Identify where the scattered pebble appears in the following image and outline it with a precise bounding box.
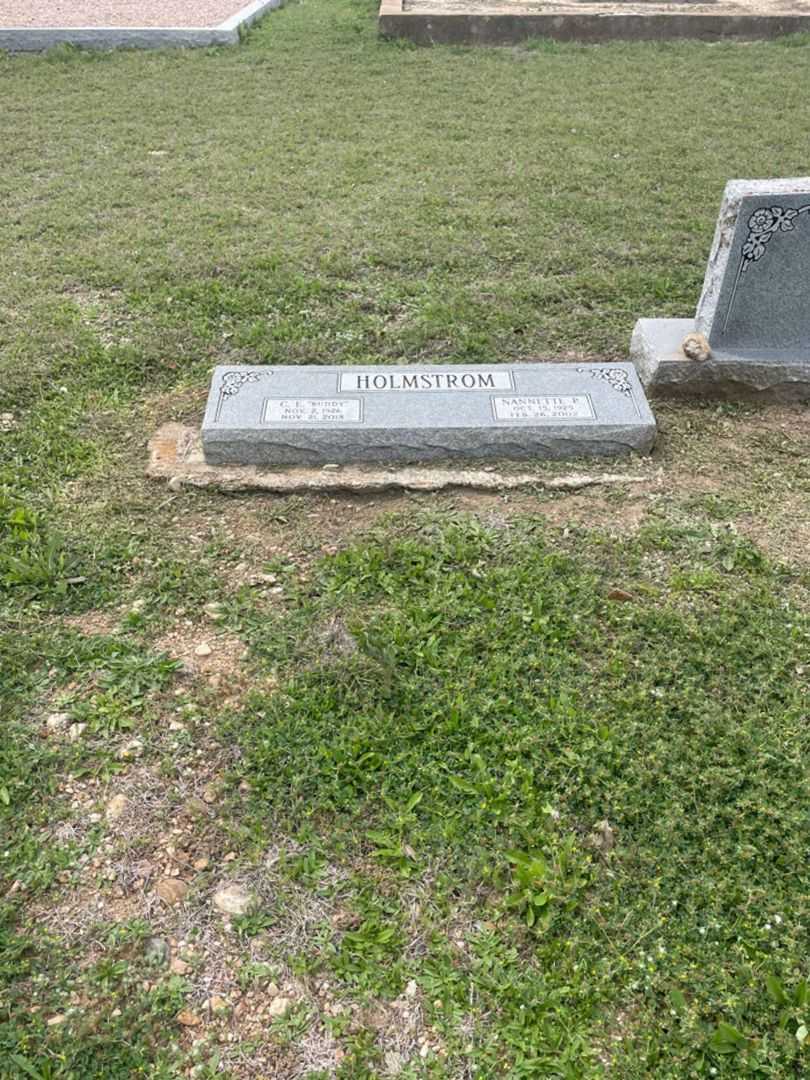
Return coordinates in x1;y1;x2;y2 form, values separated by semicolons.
155;878;189;906
212;884;255;916
67;723;87;742
176;1009;201;1027
105;794;128;823
170;957;191;975
384;1050;406;1074
168;476;183;492
194;642;213;658
268;996;292;1018
46;712;71;731
607;588;634;603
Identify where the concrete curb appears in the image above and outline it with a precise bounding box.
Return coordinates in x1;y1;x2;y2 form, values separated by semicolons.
378;1;810;44
0;0;283;52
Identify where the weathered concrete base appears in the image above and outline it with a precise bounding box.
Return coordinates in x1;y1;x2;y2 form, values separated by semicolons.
630;318;810;402
0;0;281;52
379;0;810;44
148;423;649;494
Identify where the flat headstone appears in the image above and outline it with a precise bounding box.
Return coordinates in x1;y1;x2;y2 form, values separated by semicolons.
201;363;655;466
631;177;810;401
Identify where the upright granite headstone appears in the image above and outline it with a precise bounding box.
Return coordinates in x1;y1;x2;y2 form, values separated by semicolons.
630;177;810;400
201;363;656;465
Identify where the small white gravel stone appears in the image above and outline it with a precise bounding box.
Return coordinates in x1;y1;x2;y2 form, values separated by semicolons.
212;884;255;916
268;996;292;1017
105;794;128;822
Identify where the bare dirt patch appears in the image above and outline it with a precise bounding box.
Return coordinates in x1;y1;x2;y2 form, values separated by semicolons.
737;492;810;566
153;622;257;697
62;608;122;637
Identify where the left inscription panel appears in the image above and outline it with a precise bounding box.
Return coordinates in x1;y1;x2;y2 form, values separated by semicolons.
264;398;363;424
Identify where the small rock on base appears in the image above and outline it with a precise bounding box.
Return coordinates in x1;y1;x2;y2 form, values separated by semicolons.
681;332;711;362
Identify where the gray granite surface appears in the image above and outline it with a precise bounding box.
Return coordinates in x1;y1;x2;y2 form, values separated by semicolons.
630;318;810;401
631;178;810;400
696;178;810;354
202;363;657;465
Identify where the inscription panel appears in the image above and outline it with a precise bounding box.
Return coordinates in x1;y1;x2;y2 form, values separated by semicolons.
264;398;362;424
339;370;513;392
492;395;595;421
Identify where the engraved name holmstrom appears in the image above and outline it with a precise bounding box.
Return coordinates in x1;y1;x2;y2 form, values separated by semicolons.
338;370;513;392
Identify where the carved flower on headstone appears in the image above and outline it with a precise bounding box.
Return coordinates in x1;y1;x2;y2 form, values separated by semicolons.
748;206;798;236
725;199;810;329
748;207;776;235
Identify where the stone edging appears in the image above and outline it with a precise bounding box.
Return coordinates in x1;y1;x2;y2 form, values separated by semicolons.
147;423;651;494
378;0;810;43
0;0;283;52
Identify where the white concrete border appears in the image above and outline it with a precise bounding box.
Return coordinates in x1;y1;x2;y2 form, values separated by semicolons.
0;0;283;52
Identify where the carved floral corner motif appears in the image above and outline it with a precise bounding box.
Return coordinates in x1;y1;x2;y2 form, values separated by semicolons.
724;202;810;330
214;369;266;421
576;366;633;397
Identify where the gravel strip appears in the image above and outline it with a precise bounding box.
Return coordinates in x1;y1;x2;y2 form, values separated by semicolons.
0;1;255;28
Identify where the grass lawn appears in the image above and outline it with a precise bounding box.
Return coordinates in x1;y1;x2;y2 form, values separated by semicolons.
2;3;810;1077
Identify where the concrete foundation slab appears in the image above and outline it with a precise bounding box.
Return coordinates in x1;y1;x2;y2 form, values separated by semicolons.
0;0;282;52
630;317;810;401
379;0;810;44
148;422;651;494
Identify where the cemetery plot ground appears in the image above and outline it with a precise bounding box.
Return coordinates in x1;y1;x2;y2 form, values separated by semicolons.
0;1;256;28
380;0;810;42
2;2;810;1077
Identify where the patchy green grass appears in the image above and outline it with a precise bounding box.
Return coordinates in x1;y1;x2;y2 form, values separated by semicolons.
230;512;810;1077
1;1;810;1077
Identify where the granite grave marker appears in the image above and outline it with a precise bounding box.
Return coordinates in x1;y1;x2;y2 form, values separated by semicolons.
631;177;810;400
201;362;656;465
